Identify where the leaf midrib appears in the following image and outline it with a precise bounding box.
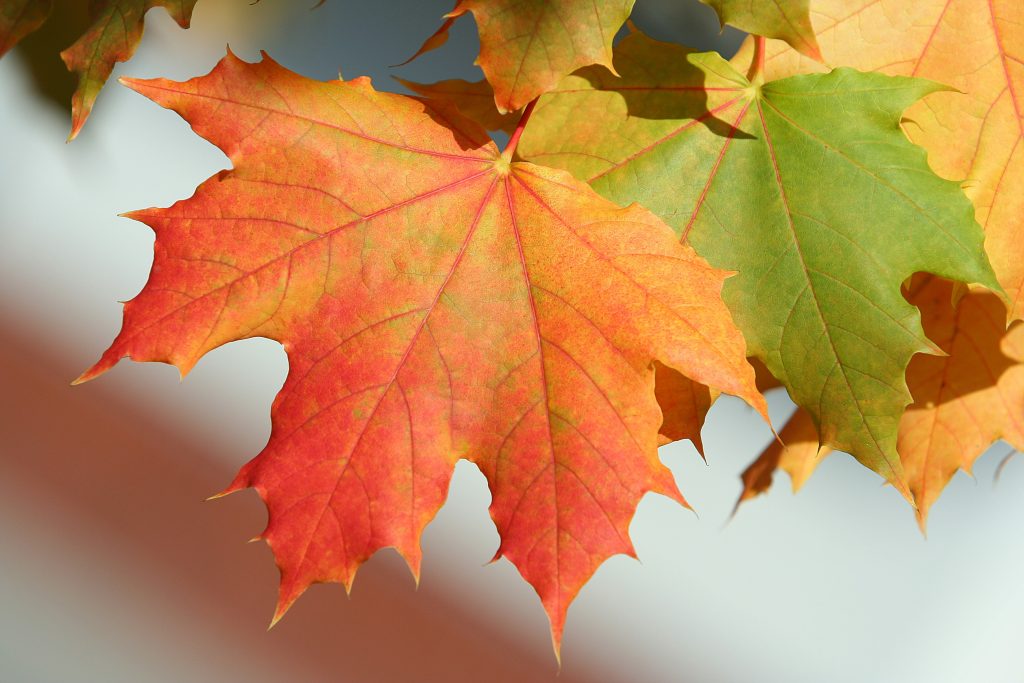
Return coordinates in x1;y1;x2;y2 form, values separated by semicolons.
753;96;903;482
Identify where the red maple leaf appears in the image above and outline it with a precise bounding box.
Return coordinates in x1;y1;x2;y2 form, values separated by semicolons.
76;52;765;650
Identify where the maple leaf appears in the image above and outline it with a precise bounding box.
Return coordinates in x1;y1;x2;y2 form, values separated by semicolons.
726;3;1024;525
736;0;1023;322
512;31;1000;497
0;0;50;58
898;278;1024;526
654;363;715;455
654;358;782;455
62;0;198;139
403;0;634;113
0;0;198;139
699;0;820;60
76;51;767;651
741;278;1024;529
736;405;819;506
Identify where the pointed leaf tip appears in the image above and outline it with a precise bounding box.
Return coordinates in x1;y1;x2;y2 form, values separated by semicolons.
70;370;93;387
52;1;200;137
72;358;112;386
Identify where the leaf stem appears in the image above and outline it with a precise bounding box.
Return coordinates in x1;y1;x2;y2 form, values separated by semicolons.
502;98;539;160
747;36;766;84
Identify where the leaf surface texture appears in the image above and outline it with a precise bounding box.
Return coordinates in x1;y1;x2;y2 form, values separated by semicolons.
517;33;999;494
741;0;1023;321
406;0;634;112
80;52;766;649
700;0;820;59
741;277;1024;527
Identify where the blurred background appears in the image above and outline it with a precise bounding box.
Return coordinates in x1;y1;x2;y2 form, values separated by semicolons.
1;1;1022;681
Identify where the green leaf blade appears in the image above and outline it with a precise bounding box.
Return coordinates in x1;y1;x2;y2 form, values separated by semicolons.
519;34;999;495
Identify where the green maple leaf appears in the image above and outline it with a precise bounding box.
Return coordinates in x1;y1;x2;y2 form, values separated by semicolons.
515;32;999;494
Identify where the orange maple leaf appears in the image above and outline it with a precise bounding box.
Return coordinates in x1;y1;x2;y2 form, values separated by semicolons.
76;52;766;651
736;406;819;507
402;0;633;113
654;363;715;455
899;279;1024;525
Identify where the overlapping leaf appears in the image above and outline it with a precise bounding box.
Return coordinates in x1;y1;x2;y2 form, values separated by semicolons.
899;280;1024;525
654;363;715;454
513;32;999;495
405;0;634;113
738;0;1023;322
737;405;818;505
741;277;1024;528
397;76;519;134
63;0;198;139
728;0;1024;524
0;0;198;138
699;0;820;59
0;0;50;58
77;51;766;650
